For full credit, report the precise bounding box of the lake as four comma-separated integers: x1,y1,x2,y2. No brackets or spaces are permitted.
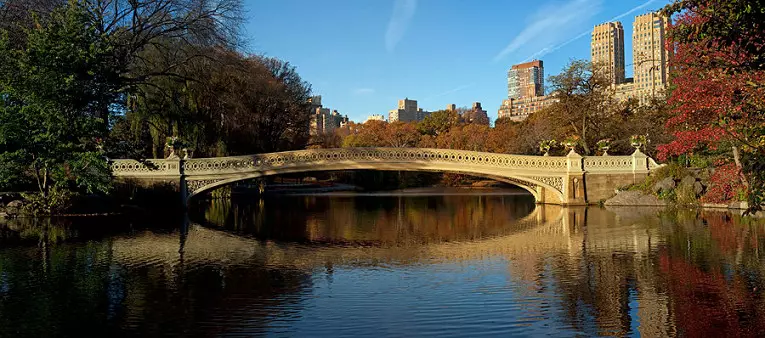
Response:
1,189,764,337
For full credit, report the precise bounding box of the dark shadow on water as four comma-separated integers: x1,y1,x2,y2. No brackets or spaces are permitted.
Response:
188,189,538,245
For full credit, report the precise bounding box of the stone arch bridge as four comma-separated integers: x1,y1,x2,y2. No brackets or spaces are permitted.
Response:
111,147,661,205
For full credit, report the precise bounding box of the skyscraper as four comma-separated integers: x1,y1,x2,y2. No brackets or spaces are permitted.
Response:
591,22,625,84
632,12,671,101
507,60,544,99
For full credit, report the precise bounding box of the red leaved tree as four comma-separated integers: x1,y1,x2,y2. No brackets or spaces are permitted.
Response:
660,0,765,211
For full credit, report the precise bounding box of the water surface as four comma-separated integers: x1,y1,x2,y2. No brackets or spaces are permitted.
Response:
1,191,765,337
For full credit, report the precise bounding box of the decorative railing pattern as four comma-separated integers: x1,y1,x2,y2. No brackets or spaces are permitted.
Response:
110,148,658,199
111,159,180,177
181,148,572,176
582,156,635,172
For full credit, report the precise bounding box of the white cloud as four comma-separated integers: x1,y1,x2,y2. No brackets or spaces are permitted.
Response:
385,0,417,53
423,83,476,101
353,88,375,95
493,0,603,63
520,0,661,61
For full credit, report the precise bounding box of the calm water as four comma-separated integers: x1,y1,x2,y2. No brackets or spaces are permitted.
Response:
2,189,765,337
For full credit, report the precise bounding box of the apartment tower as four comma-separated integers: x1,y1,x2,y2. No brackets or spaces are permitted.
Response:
507,60,544,99
591,22,625,84
632,12,671,100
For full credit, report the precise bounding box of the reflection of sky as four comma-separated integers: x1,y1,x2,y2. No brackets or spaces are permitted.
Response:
0,272,8,294
271,259,584,337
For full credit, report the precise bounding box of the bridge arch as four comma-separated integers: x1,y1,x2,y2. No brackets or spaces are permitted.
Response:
184,168,549,202
180,148,571,204
111,147,660,206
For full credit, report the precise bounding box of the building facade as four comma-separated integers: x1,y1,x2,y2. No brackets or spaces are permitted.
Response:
499,60,552,121
591,22,626,85
389,98,430,122
309,96,349,136
497,96,559,122
507,60,544,99
365,114,386,123
463,102,489,124
632,12,671,103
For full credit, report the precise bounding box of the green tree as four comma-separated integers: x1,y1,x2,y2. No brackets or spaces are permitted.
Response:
546,60,615,155
0,2,118,210
417,109,462,136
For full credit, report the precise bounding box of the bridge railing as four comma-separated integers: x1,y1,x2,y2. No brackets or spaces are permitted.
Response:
111,159,181,177
582,156,635,172
111,148,660,178
181,148,572,176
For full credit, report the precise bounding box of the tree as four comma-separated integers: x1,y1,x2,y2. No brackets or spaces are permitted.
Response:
0,2,119,210
546,60,615,154
384,122,420,148
417,109,462,136
436,124,490,152
487,119,521,153
343,120,388,147
660,0,765,211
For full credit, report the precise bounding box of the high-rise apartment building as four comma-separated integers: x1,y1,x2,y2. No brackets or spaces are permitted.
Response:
507,60,544,99
632,12,671,101
500,60,552,121
463,102,489,124
389,98,430,122
591,22,625,84
308,96,349,136
497,95,559,122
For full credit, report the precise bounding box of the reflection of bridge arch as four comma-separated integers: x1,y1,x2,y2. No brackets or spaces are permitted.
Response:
111,147,659,206
184,168,549,201
110,205,580,268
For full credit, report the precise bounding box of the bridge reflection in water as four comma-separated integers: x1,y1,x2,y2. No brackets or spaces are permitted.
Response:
3,198,765,336
108,197,675,336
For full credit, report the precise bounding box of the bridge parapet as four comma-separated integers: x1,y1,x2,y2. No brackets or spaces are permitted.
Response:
109,147,661,206
582,156,634,173
111,159,181,177
181,148,571,176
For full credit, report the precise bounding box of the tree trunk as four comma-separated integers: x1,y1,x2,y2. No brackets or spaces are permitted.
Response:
732,146,749,187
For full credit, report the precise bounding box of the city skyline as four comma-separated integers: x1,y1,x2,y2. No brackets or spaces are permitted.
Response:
245,0,671,122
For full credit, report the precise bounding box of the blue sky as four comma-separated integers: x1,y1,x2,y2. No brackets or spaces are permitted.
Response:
244,0,671,122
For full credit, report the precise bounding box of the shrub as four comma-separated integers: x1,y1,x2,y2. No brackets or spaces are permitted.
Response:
701,162,746,204
21,188,75,216
675,181,699,206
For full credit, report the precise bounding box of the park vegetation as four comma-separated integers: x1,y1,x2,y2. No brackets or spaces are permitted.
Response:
0,0,313,213
0,0,761,214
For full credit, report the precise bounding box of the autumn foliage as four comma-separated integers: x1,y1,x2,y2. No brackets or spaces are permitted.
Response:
659,0,765,210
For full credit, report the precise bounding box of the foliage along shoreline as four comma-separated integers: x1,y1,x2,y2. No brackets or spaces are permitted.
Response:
1,0,763,215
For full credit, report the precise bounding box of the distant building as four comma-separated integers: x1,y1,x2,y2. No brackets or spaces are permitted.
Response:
497,95,558,122
632,12,671,103
365,114,386,123
464,102,489,124
309,96,349,135
500,60,550,121
446,104,456,111
613,78,636,102
508,60,545,100
389,98,430,122
591,22,626,84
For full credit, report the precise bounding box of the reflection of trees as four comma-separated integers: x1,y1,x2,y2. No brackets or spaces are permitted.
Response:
657,210,765,336
196,194,538,245
4,206,765,336
505,208,765,337
0,219,314,336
